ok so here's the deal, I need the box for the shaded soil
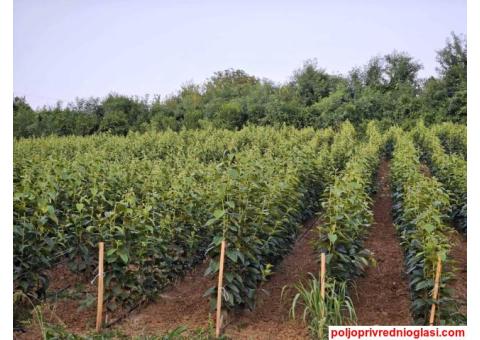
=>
[116,261,214,336]
[117,218,319,339]
[352,160,413,325]
[15,218,320,339]
[14,264,103,339]
[16,261,216,339]
[448,231,467,315]
[419,163,431,177]
[421,162,467,316]
[224,221,319,339]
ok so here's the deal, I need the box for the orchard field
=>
[13,121,466,339]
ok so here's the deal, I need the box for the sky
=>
[14,0,466,109]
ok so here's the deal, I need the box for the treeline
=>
[13,33,466,138]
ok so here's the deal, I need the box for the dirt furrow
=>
[225,221,318,339]
[352,159,413,325]
[448,231,467,315]
[116,218,319,339]
[116,261,214,336]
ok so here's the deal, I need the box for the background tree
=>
[419,33,466,123]
[384,51,422,90]
[13,33,467,138]
[13,97,37,138]
[293,59,335,106]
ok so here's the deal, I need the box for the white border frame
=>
[0,0,13,337]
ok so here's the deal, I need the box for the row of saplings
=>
[288,127,465,340]
[16,123,465,338]
[13,126,335,325]
[13,124,341,332]
[388,129,466,325]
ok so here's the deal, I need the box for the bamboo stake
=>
[96,242,105,332]
[216,240,227,337]
[320,253,326,300]
[429,255,442,326]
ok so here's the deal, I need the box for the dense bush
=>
[203,122,356,309]
[389,129,464,324]
[317,121,384,281]
[14,125,340,317]
[433,122,467,159]
[412,122,467,233]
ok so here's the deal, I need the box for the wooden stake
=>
[429,255,442,326]
[319,252,327,340]
[96,242,105,332]
[216,240,227,337]
[320,253,326,300]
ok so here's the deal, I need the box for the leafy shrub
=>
[412,122,467,233]
[317,121,383,281]
[13,126,337,320]
[389,129,463,324]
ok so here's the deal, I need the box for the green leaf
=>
[202,286,216,298]
[205,218,217,226]
[228,169,239,179]
[422,224,435,233]
[328,232,338,244]
[47,206,58,224]
[213,209,225,219]
[118,249,129,264]
[212,235,223,246]
[415,280,432,291]
[226,250,238,263]
[225,272,234,283]
[205,259,219,276]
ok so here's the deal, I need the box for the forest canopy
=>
[13,33,466,138]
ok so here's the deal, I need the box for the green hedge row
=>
[389,129,464,324]
[317,121,384,282]
[412,123,467,233]
[433,122,467,160]
[14,125,339,320]
[204,122,358,309]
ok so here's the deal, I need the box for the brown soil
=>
[15,218,319,339]
[352,159,413,325]
[448,231,467,315]
[224,221,319,339]
[14,264,101,340]
[116,260,215,336]
[116,218,319,339]
[419,163,431,177]
[14,263,131,340]
[420,163,467,315]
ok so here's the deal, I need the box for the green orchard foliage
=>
[389,129,463,325]
[433,122,467,159]
[13,122,467,325]
[412,123,467,233]
[14,125,336,315]
[318,121,384,281]
[203,122,352,310]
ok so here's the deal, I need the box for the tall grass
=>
[284,274,356,339]
[13,291,49,339]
